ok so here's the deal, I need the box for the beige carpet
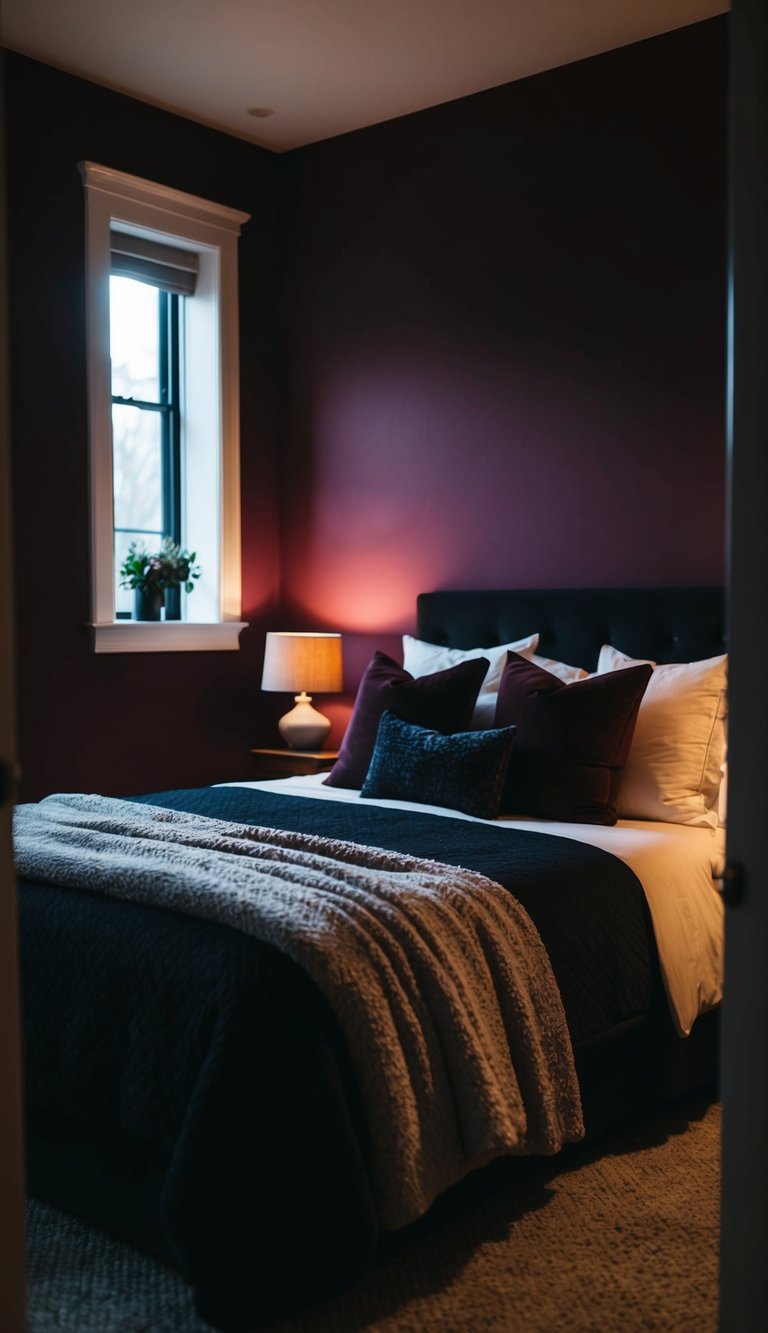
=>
[26,1091,719,1333]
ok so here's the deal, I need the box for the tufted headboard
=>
[416,587,726,669]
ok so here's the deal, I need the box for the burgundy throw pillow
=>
[494,652,652,824]
[325,650,489,790]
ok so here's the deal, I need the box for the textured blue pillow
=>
[361,710,517,820]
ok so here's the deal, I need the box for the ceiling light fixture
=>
[246,107,274,118]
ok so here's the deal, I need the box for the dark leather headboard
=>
[416,588,726,668]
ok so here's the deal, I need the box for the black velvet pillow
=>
[495,651,652,824]
[361,710,517,820]
[325,651,489,790]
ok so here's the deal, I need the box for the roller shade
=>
[110,231,199,296]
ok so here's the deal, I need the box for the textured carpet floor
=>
[25,1091,719,1333]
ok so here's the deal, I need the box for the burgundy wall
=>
[4,54,282,800]
[278,16,727,743]
[4,18,727,792]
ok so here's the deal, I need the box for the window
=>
[79,162,250,652]
[111,275,182,618]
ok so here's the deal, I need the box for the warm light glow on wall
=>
[286,553,436,633]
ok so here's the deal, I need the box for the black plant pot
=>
[133,587,164,621]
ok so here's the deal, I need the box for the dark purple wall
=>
[278,17,727,705]
[4,18,727,790]
[4,54,282,800]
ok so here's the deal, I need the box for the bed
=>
[15,586,727,1331]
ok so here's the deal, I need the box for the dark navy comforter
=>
[18,786,666,1329]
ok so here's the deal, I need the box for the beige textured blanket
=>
[14,793,584,1229]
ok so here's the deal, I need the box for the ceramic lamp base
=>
[277,693,332,750]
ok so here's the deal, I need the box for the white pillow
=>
[402,633,539,728]
[531,653,589,684]
[596,644,728,828]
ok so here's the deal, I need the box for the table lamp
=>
[261,631,343,749]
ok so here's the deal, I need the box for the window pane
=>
[110,275,161,402]
[112,403,163,531]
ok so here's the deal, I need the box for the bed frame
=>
[417,586,726,666]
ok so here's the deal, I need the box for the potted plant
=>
[119,538,201,621]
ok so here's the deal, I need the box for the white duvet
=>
[219,773,725,1038]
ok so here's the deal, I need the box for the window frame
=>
[79,162,249,653]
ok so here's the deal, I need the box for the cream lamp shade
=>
[261,632,343,750]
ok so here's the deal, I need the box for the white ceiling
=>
[1,0,728,153]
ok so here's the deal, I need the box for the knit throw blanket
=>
[14,793,584,1229]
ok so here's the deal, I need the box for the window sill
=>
[89,621,248,654]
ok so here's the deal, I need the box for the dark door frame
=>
[720,0,768,1328]
[0,45,27,1333]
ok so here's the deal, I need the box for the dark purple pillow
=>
[494,652,652,824]
[325,651,489,790]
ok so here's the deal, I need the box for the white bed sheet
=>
[218,774,725,1038]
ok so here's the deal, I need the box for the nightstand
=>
[249,747,339,781]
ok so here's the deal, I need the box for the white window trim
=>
[79,162,250,653]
